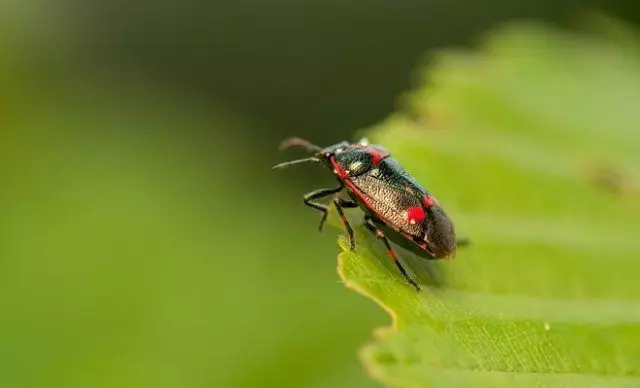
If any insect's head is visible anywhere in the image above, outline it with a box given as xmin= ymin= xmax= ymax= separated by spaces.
xmin=273 ymin=137 xmax=360 ymax=170
xmin=315 ymin=141 xmax=351 ymax=164
xmin=273 ymin=137 xmax=389 ymax=178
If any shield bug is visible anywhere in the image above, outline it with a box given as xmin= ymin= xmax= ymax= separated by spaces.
xmin=274 ymin=137 xmax=464 ymax=291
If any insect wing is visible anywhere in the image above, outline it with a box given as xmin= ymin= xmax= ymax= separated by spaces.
xmin=348 ymin=158 xmax=427 ymax=236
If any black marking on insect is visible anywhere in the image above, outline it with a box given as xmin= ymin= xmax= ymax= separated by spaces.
xmin=273 ymin=137 xmax=468 ymax=291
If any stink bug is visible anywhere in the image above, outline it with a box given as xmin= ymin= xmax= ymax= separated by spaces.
xmin=274 ymin=137 xmax=463 ymax=291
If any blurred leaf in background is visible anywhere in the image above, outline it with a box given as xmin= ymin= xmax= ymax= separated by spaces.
xmin=0 ymin=2 xmax=385 ymax=388
xmin=336 ymin=17 xmax=640 ymax=387
xmin=0 ymin=87 xmax=388 ymax=388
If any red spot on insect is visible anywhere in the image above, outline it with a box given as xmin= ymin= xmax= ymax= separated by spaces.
xmin=422 ymin=195 xmax=437 ymax=208
xmin=406 ymin=206 xmax=425 ymax=225
xmin=365 ymin=146 xmax=388 ymax=165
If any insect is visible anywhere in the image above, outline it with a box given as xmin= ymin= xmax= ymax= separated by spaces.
xmin=274 ymin=137 xmax=462 ymax=291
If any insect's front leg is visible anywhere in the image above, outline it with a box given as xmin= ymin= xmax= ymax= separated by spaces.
xmin=333 ymin=198 xmax=358 ymax=250
xmin=303 ymin=184 xmax=344 ymax=231
xmin=364 ymin=216 xmax=421 ymax=291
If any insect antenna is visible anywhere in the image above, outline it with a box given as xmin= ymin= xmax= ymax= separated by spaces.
xmin=272 ymin=157 xmax=320 ymax=169
xmin=279 ymin=137 xmax=323 ymax=153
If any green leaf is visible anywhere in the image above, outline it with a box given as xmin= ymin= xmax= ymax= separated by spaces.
xmin=336 ymin=20 xmax=640 ymax=387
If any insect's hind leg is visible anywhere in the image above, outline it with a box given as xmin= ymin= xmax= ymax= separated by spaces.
xmin=303 ymin=184 xmax=344 ymax=231
xmin=364 ymin=216 xmax=421 ymax=291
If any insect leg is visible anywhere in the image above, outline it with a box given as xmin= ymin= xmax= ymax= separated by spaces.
xmin=333 ymin=198 xmax=358 ymax=250
xmin=364 ymin=217 xmax=421 ymax=291
xmin=303 ymin=183 xmax=344 ymax=231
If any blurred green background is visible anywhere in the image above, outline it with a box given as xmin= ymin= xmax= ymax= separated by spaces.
xmin=1 ymin=1 xmax=640 ymax=387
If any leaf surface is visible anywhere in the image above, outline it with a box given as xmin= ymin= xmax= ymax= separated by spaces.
xmin=336 ymin=21 xmax=640 ymax=387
